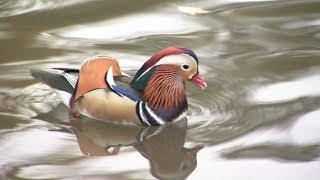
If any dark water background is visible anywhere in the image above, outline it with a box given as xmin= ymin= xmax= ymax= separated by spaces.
xmin=0 ymin=0 xmax=320 ymax=179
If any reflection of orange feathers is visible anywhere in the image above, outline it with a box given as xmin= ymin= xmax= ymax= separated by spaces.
xmin=74 ymin=129 xmax=120 ymax=156
xmin=75 ymin=56 xmax=122 ymax=100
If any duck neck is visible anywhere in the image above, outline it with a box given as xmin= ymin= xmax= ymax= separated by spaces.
xmin=142 ymin=66 xmax=188 ymax=122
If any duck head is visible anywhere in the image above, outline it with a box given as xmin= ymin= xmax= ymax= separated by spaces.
xmin=131 ymin=47 xmax=207 ymax=113
xmin=132 ymin=47 xmax=207 ymax=90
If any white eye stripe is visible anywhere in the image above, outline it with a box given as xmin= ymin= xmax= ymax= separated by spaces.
xmin=156 ymin=54 xmax=196 ymax=66
xmin=135 ymin=54 xmax=197 ymax=81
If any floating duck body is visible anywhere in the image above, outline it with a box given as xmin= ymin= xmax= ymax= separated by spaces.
xmin=31 ymin=47 xmax=207 ymax=126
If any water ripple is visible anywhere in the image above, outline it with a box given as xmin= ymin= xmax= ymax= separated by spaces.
xmin=0 ymin=84 xmax=59 ymax=117
xmin=51 ymin=12 xmax=209 ymax=42
xmin=188 ymin=90 xmax=244 ymax=127
xmin=0 ymin=0 xmax=78 ymax=18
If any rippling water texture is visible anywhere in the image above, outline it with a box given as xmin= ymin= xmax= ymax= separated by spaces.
xmin=0 ymin=0 xmax=320 ymax=179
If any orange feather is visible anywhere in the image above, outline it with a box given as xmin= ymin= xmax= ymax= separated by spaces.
xmin=74 ymin=56 xmax=122 ymax=100
xmin=143 ymin=65 xmax=186 ymax=110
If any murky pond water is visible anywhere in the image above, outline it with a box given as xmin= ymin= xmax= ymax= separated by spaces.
xmin=1 ymin=0 xmax=320 ymax=179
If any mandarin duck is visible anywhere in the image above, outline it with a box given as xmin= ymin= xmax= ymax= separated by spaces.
xmin=31 ymin=47 xmax=207 ymax=126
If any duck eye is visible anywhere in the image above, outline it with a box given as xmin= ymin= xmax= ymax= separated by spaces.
xmin=182 ymin=64 xmax=189 ymax=70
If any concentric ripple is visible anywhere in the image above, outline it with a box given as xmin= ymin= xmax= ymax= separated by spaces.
xmin=186 ymin=76 xmax=247 ymax=144
xmin=187 ymin=90 xmax=244 ymax=127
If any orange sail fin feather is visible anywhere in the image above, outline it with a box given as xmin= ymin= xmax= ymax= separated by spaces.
xmin=74 ymin=56 xmax=122 ymax=100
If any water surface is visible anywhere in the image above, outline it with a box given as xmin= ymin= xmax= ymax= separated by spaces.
xmin=0 ymin=0 xmax=320 ymax=179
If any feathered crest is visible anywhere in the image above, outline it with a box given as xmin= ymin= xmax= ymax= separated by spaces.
xmin=131 ymin=47 xmax=198 ymax=90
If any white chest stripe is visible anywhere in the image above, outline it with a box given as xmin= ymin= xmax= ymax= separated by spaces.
xmin=137 ymin=101 xmax=167 ymax=126
xmin=138 ymin=102 xmax=151 ymax=126
xmin=144 ymin=103 xmax=165 ymax=125
xmin=137 ymin=101 xmax=187 ymax=126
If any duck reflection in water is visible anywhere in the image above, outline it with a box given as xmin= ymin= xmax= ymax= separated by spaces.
xmin=35 ymin=104 xmax=203 ymax=179
xmin=134 ymin=121 xmax=203 ymax=180
xmin=71 ymin=116 xmax=203 ymax=179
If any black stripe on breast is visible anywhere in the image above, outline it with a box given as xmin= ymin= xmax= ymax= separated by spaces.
xmin=141 ymin=102 xmax=161 ymax=126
